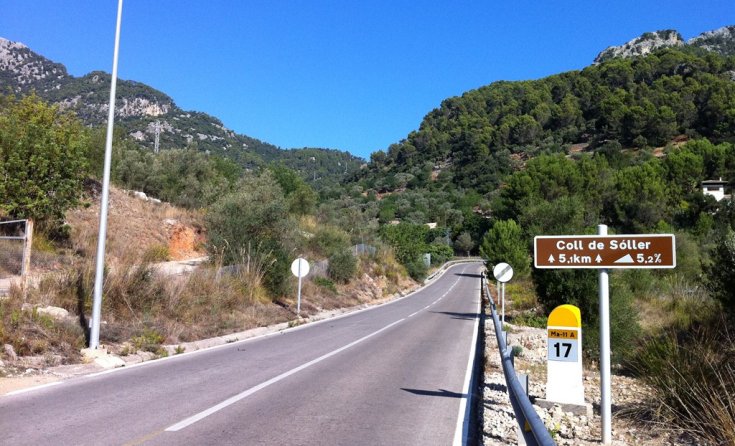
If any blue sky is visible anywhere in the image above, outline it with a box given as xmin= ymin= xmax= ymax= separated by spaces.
xmin=1 ymin=1 xmax=732 ymax=159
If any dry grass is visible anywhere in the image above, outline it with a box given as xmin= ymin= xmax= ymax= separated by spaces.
xmin=631 ymin=321 xmax=735 ymax=446
xmin=0 ymin=239 xmax=22 ymax=278
xmin=636 ymin=273 xmax=717 ymax=334
xmin=24 ymin=248 xmax=409 ymax=354
xmin=0 ymin=291 xmax=85 ymax=363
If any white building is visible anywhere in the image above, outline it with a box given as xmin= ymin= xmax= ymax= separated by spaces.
xmin=701 ymin=178 xmax=729 ymax=201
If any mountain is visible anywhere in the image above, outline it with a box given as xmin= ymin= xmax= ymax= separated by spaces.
xmin=354 ymin=26 xmax=735 ymax=196
xmin=688 ymin=25 xmax=735 ymax=56
xmin=594 ymin=25 xmax=735 ymax=64
xmin=0 ymin=37 xmax=362 ymax=184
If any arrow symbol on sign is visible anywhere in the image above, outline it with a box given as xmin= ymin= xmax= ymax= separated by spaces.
xmin=595 ymin=255 xmax=602 ymax=263
xmin=548 ymin=255 xmax=555 ymax=263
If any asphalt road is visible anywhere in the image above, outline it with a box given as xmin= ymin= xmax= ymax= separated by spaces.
xmin=1 ymin=262 xmax=484 ymax=446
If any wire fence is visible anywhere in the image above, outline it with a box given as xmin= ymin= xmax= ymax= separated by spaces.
xmin=0 ymin=219 xmax=31 ymax=279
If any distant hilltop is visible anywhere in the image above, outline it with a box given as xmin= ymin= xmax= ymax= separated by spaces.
xmin=0 ymin=36 xmax=363 ymax=183
xmin=594 ymin=25 xmax=735 ymax=63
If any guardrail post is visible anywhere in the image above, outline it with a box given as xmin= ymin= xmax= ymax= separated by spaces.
xmin=517 ymin=373 xmax=529 ymax=397
xmin=21 ymin=219 xmax=33 ymax=297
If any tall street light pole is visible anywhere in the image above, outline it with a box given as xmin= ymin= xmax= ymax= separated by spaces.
xmin=90 ymin=0 xmax=124 ymax=349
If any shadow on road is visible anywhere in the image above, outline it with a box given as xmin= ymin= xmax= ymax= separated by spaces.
xmin=430 ymin=311 xmax=480 ymax=320
xmin=401 ymin=388 xmax=466 ymax=399
xmin=76 ymin=274 xmax=90 ymax=346
xmin=454 ymin=273 xmax=483 ymax=278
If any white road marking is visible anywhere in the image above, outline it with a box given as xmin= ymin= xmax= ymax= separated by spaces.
xmin=165 ymin=318 xmax=407 ymax=432
xmin=453 ymin=274 xmax=482 ymax=446
xmin=5 ymin=380 xmax=62 ymax=396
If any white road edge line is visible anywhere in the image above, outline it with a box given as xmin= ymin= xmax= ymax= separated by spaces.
xmin=452 ymin=274 xmax=481 ymax=446
xmin=5 ymin=380 xmax=62 ymax=396
xmin=165 ymin=318 xmax=406 ymax=432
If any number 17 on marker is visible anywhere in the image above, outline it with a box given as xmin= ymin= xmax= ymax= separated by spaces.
xmin=548 ymin=339 xmax=579 ymax=362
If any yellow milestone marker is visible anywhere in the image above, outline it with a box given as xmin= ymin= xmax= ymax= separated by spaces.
xmin=546 ymin=304 xmax=584 ymax=405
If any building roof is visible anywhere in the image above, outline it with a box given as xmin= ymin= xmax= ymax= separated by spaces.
xmin=702 ymin=178 xmax=728 ymax=185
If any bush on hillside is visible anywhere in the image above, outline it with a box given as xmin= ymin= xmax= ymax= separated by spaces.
xmin=328 ymin=250 xmax=357 ymax=284
xmin=0 ymin=94 xmax=89 ymax=227
xmin=479 ymin=219 xmax=531 ymax=278
xmin=706 ymin=228 xmax=735 ymax=316
xmin=533 ymin=268 xmax=640 ymax=363
xmin=309 ymin=226 xmax=351 ymax=258
xmin=205 ymin=172 xmax=294 ymax=296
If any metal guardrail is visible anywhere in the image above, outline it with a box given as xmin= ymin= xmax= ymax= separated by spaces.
xmin=482 ymin=275 xmax=556 ymax=446
xmin=424 ymin=257 xmax=484 ymax=282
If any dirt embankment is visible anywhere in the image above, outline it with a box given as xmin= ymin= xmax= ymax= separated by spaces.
xmin=65 ymin=184 xmax=206 ymax=264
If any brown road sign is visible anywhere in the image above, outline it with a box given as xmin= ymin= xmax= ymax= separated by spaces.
xmin=534 ymin=234 xmax=676 ymax=269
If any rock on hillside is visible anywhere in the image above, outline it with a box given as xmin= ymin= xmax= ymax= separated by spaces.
xmin=594 ymin=25 xmax=735 ymax=64
xmin=0 ymin=37 xmax=68 ymax=91
xmin=0 ymin=36 xmax=270 ymax=164
xmin=594 ymin=30 xmax=685 ymax=64
xmin=688 ymin=25 xmax=735 ymax=56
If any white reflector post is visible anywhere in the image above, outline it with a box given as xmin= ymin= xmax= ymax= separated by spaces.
xmin=90 ymin=0 xmax=124 ymax=349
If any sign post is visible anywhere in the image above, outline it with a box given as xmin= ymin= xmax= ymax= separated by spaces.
xmin=534 ymin=229 xmax=676 ymax=445
xmin=597 ymin=225 xmax=612 ymax=445
xmin=290 ymin=258 xmax=310 ymax=316
xmin=492 ymin=262 xmax=514 ymax=325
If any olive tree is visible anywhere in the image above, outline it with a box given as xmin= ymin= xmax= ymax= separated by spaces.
xmin=0 ymin=95 xmax=88 ymax=225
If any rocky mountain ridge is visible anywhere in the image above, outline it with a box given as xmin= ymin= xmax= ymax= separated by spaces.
xmin=594 ymin=25 xmax=735 ymax=63
xmin=0 ymin=37 xmax=362 ymax=181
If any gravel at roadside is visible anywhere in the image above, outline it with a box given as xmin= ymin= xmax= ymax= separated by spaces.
xmin=480 ymin=312 xmax=697 ymax=445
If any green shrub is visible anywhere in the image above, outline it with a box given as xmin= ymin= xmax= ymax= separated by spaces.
xmin=405 ymin=258 xmax=428 ymax=281
xmin=313 ymin=276 xmax=337 ymax=293
xmin=0 ymin=94 xmax=89 ymax=223
xmin=706 ymin=228 xmax=735 ymax=316
xmin=143 ymin=244 xmax=170 ymax=263
xmin=206 ymin=172 xmax=294 ymax=297
xmin=583 ymin=279 xmax=641 ymax=364
xmin=131 ymin=329 xmax=165 ymax=353
xmin=328 ymin=250 xmax=357 ymax=284
xmin=427 ymin=243 xmax=453 ymax=265
xmin=479 ymin=219 xmax=531 ymax=278
xmin=511 ymin=312 xmax=547 ymax=328
xmin=534 ymin=268 xmax=640 ymax=363
xmin=309 ymin=226 xmax=350 ymax=257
